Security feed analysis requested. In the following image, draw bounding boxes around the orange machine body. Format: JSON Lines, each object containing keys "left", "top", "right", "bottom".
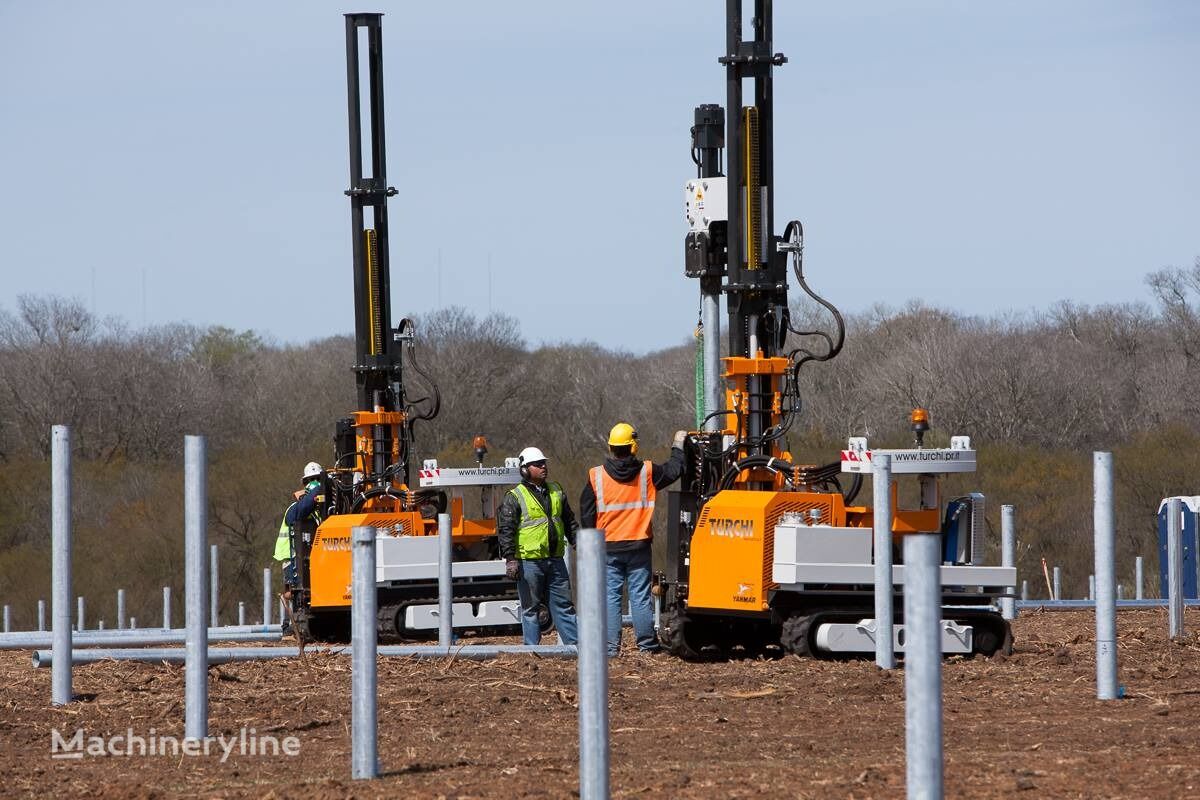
{"left": 310, "top": 495, "right": 499, "bottom": 609}
{"left": 687, "top": 485, "right": 941, "bottom": 614}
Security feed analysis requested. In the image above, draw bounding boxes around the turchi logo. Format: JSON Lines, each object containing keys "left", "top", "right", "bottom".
{"left": 710, "top": 517, "right": 754, "bottom": 539}
{"left": 50, "top": 727, "right": 301, "bottom": 763}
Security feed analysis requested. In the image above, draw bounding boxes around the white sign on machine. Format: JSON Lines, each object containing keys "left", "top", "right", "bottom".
{"left": 840, "top": 436, "right": 977, "bottom": 474}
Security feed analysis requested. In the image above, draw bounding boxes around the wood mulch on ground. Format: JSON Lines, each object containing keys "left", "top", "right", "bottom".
{"left": 2, "top": 608, "right": 1199, "bottom": 798}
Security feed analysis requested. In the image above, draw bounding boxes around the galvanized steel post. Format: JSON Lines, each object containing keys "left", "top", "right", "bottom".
{"left": 1093, "top": 452, "right": 1118, "bottom": 700}
{"left": 3, "top": 606, "right": 9, "bottom": 634}
{"left": 238, "top": 602, "right": 246, "bottom": 626}
{"left": 130, "top": 617, "right": 137, "bottom": 629}
{"left": 185, "top": 435, "right": 209, "bottom": 741}
{"left": 210, "top": 544, "right": 219, "bottom": 627}
{"left": 873, "top": 454, "right": 895, "bottom": 669}
{"left": 1021, "top": 580, "right": 1028, "bottom": 601}
{"left": 52, "top": 425, "right": 73, "bottom": 704}
{"left": 1053, "top": 567, "right": 1062, "bottom": 602}
{"left": 1135, "top": 556, "right": 1144, "bottom": 600}
{"left": 351, "top": 525, "right": 378, "bottom": 780}
{"left": 262, "top": 567, "right": 272, "bottom": 626}
{"left": 576, "top": 528, "right": 609, "bottom": 800}
{"left": 438, "top": 513, "right": 453, "bottom": 648}
{"left": 77, "top": 596, "right": 85, "bottom": 632}
{"left": 1000, "top": 505, "right": 1016, "bottom": 621}
{"left": 1088, "top": 575, "right": 1095, "bottom": 601}
{"left": 37, "top": 600, "right": 45, "bottom": 632}
{"left": 1167, "top": 497, "right": 1184, "bottom": 639}
{"left": 904, "top": 533, "right": 944, "bottom": 800}
{"left": 117, "top": 589, "right": 126, "bottom": 630}
{"left": 163, "top": 586, "right": 171, "bottom": 629}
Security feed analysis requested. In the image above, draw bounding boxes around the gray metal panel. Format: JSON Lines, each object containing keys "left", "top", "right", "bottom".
{"left": 774, "top": 523, "right": 872, "bottom": 565}
{"left": 772, "top": 562, "right": 1016, "bottom": 588}
{"left": 375, "top": 536, "right": 505, "bottom": 582}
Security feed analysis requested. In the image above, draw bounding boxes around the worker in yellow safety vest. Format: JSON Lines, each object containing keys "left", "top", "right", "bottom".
{"left": 497, "top": 446, "right": 579, "bottom": 645}
{"left": 273, "top": 461, "right": 325, "bottom": 615}
{"left": 580, "top": 423, "right": 687, "bottom": 656}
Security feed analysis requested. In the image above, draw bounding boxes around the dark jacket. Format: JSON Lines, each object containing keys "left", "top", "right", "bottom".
{"left": 579, "top": 447, "right": 686, "bottom": 552}
{"left": 497, "top": 479, "right": 579, "bottom": 561}
{"left": 284, "top": 483, "right": 322, "bottom": 527}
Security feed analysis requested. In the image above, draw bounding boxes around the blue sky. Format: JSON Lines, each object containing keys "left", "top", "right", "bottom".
{"left": 1, "top": 2, "right": 1196, "bottom": 352}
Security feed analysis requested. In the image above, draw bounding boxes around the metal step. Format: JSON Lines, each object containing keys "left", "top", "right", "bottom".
{"left": 403, "top": 599, "right": 521, "bottom": 630}
{"left": 814, "top": 618, "right": 973, "bottom": 654}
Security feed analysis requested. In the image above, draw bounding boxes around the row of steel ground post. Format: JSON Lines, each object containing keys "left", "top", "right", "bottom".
{"left": 38, "top": 425, "right": 1196, "bottom": 799}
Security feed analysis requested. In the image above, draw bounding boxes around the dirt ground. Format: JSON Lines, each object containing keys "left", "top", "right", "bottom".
{"left": 2, "top": 609, "right": 1200, "bottom": 799}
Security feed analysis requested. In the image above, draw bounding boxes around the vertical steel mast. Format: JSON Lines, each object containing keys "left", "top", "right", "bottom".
{"left": 722, "top": 0, "right": 788, "bottom": 454}
{"left": 344, "top": 13, "right": 404, "bottom": 485}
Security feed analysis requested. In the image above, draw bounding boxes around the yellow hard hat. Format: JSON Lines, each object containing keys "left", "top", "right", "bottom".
{"left": 608, "top": 422, "right": 638, "bottom": 454}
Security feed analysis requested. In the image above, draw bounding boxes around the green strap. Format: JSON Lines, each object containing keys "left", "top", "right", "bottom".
{"left": 694, "top": 323, "right": 705, "bottom": 429}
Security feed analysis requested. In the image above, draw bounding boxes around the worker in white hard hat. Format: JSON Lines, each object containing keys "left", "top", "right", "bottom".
{"left": 580, "top": 423, "right": 687, "bottom": 656}
{"left": 273, "top": 462, "right": 326, "bottom": 627}
{"left": 496, "top": 446, "right": 579, "bottom": 645}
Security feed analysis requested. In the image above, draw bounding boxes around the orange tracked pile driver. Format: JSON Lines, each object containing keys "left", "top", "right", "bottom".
{"left": 289, "top": 14, "right": 521, "bottom": 641}
{"left": 659, "top": 0, "right": 1014, "bottom": 658}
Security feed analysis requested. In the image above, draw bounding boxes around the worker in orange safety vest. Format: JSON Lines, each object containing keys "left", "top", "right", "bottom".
{"left": 580, "top": 422, "right": 686, "bottom": 656}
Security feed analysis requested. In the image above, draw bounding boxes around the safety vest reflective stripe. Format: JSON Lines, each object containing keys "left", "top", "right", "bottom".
{"left": 591, "top": 461, "right": 655, "bottom": 542}
{"left": 592, "top": 463, "right": 654, "bottom": 512}
{"left": 511, "top": 482, "right": 566, "bottom": 559}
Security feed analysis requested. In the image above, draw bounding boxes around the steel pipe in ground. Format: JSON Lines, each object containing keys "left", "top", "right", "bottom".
{"left": 1135, "top": 556, "right": 1144, "bottom": 600}
{"left": 1168, "top": 497, "right": 1184, "bottom": 639}
{"left": 576, "top": 528, "right": 609, "bottom": 800}
{"left": 352, "top": 525, "right": 378, "bottom": 780}
{"left": 873, "top": 455, "right": 895, "bottom": 670}
{"left": 1093, "top": 452, "right": 1118, "bottom": 700}
{"left": 38, "top": 600, "right": 46, "bottom": 632}
{"left": 904, "top": 533, "right": 944, "bottom": 800}
{"left": 1053, "top": 567, "right": 1062, "bottom": 602}
{"left": 438, "top": 514, "right": 452, "bottom": 648}
{"left": 52, "top": 424, "right": 73, "bottom": 706}
{"left": 32, "top": 644, "right": 578, "bottom": 667}
{"left": 3, "top": 606, "right": 9, "bottom": 634}
{"left": 210, "top": 544, "right": 219, "bottom": 627}
{"left": 262, "top": 568, "right": 272, "bottom": 627}
{"left": 163, "top": 587, "right": 171, "bottom": 629}
{"left": 1018, "top": 599, "right": 1200, "bottom": 610}
{"left": 185, "top": 435, "right": 208, "bottom": 742}
{"left": 0, "top": 624, "right": 284, "bottom": 649}
{"left": 1000, "top": 505, "right": 1016, "bottom": 621}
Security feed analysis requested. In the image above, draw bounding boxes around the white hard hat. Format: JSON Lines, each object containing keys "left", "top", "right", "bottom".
{"left": 518, "top": 447, "right": 547, "bottom": 466}
{"left": 302, "top": 461, "right": 324, "bottom": 481}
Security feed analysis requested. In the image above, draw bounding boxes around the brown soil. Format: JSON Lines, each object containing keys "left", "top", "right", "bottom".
{"left": 2, "top": 609, "right": 1199, "bottom": 799}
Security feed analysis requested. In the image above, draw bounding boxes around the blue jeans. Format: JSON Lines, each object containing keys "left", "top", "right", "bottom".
{"left": 516, "top": 556, "right": 578, "bottom": 645}
{"left": 606, "top": 545, "right": 659, "bottom": 655}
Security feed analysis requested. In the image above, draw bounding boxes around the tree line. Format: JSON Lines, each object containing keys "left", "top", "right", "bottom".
{"left": 0, "top": 258, "right": 1197, "bottom": 626}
